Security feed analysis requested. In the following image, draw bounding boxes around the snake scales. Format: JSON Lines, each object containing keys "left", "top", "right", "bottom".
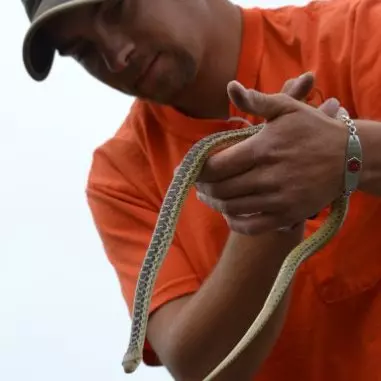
{"left": 121, "top": 115, "right": 350, "bottom": 380}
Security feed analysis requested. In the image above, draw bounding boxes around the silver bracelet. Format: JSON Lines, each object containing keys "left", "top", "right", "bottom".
{"left": 341, "top": 114, "right": 362, "bottom": 196}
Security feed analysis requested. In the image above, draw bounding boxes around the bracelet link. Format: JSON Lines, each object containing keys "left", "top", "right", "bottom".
{"left": 341, "top": 114, "right": 362, "bottom": 196}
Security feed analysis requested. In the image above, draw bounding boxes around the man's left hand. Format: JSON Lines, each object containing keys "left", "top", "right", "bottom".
{"left": 196, "top": 77, "right": 348, "bottom": 235}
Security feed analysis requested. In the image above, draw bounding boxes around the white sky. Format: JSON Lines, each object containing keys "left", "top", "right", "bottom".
{"left": 1, "top": 0, "right": 309, "bottom": 380}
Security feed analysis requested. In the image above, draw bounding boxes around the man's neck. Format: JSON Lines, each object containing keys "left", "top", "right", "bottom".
{"left": 172, "top": 3, "right": 242, "bottom": 120}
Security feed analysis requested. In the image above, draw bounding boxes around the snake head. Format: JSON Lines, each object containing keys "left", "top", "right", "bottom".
{"left": 122, "top": 349, "right": 142, "bottom": 373}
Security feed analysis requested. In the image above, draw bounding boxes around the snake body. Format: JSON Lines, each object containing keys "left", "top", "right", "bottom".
{"left": 122, "top": 116, "right": 349, "bottom": 380}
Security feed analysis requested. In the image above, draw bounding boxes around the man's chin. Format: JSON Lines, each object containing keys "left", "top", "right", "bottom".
{"left": 98, "top": 72, "right": 192, "bottom": 107}
{"left": 134, "top": 85, "right": 184, "bottom": 106}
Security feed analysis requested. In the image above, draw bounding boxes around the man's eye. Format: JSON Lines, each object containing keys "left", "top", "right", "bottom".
{"left": 100, "top": 0, "right": 124, "bottom": 24}
{"left": 70, "top": 42, "right": 94, "bottom": 63}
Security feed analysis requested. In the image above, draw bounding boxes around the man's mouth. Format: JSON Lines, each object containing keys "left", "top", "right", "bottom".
{"left": 133, "top": 53, "right": 160, "bottom": 89}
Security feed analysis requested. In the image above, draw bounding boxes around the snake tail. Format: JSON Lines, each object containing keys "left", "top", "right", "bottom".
{"left": 202, "top": 195, "right": 349, "bottom": 381}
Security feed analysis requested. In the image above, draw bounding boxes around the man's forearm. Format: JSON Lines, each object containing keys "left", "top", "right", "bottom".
{"left": 356, "top": 120, "right": 381, "bottom": 196}
{"left": 163, "top": 225, "right": 304, "bottom": 380}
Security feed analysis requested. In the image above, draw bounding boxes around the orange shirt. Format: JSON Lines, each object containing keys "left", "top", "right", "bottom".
{"left": 86, "top": 0, "right": 381, "bottom": 379}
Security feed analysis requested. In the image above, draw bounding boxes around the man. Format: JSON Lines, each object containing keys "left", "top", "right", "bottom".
{"left": 21, "top": 0, "right": 381, "bottom": 380}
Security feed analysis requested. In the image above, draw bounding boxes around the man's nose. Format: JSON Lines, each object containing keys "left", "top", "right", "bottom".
{"left": 93, "top": 21, "right": 135, "bottom": 73}
{"left": 101, "top": 41, "right": 134, "bottom": 73}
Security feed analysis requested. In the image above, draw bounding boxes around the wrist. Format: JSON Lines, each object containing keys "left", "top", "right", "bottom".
{"left": 226, "top": 227, "right": 304, "bottom": 262}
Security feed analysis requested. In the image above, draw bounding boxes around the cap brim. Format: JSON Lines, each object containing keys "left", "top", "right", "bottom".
{"left": 22, "top": 0, "right": 103, "bottom": 81}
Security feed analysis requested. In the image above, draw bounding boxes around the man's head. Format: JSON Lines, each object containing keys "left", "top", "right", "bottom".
{"left": 22, "top": 0, "right": 217, "bottom": 104}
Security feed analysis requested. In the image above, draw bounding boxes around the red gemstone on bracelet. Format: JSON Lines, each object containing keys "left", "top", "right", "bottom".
{"left": 347, "top": 157, "right": 362, "bottom": 173}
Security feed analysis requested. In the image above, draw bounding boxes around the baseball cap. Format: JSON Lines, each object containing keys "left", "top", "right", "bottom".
{"left": 21, "top": 0, "right": 103, "bottom": 81}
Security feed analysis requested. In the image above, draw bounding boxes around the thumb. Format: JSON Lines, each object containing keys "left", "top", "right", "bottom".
{"left": 227, "top": 80, "right": 297, "bottom": 121}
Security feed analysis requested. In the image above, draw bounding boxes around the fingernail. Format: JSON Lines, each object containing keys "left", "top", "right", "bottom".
{"left": 196, "top": 191, "right": 204, "bottom": 201}
{"left": 327, "top": 97, "right": 339, "bottom": 107}
{"left": 301, "top": 71, "right": 314, "bottom": 77}
{"left": 298, "top": 72, "right": 310, "bottom": 79}
{"left": 233, "top": 80, "right": 246, "bottom": 91}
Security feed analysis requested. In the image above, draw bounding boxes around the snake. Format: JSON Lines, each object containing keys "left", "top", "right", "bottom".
{"left": 121, "top": 115, "right": 350, "bottom": 380}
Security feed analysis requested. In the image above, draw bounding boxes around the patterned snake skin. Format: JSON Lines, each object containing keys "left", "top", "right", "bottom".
{"left": 121, "top": 116, "right": 350, "bottom": 380}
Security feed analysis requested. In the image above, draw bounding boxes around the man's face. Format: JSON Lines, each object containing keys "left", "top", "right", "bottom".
{"left": 44, "top": 0, "right": 208, "bottom": 104}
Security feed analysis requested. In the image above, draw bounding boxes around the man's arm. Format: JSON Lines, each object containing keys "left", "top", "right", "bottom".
{"left": 145, "top": 74, "right": 339, "bottom": 380}
{"left": 147, "top": 227, "right": 303, "bottom": 380}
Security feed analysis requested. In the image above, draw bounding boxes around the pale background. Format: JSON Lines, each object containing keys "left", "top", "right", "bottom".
{"left": 1, "top": 0, "right": 308, "bottom": 380}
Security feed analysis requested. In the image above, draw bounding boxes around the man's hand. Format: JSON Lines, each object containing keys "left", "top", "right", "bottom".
{"left": 195, "top": 72, "right": 346, "bottom": 235}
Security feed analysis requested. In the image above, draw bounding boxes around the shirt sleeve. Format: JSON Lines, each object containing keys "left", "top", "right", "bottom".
{"left": 85, "top": 132, "right": 201, "bottom": 365}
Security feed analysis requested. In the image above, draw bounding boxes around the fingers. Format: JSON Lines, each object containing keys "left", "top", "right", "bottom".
{"left": 196, "top": 166, "right": 278, "bottom": 200}
{"left": 318, "top": 97, "right": 340, "bottom": 118}
{"left": 226, "top": 72, "right": 314, "bottom": 121}
{"left": 227, "top": 81, "right": 295, "bottom": 121}
{"left": 280, "top": 72, "right": 315, "bottom": 100}
{"left": 197, "top": 137, "right": 258, "bottom": 182}
{"left": 196, "top": 191, "right": 280, "bottom": 217}
{"left": 224, "top": 213, "right": 294, "bottom": 235}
